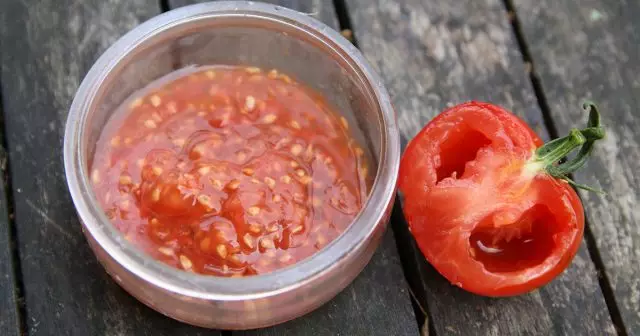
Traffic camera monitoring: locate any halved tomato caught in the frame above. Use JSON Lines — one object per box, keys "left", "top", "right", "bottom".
{"left": 399, "top": 101, "right": 604, "bottom": 296}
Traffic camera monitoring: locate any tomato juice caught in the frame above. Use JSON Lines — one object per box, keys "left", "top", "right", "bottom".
{"left": 90, "top": 66, "right": 370, "bottom": 277}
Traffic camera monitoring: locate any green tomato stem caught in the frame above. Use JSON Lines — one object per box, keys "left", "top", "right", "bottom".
{"left": 531, "top": 102, "right": 605, "bottom": 192}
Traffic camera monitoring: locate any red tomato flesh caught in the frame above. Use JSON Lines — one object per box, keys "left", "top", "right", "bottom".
{"left": 399, "top": 102, "right": 584, "bottom": 296}
{"left": 90, "top": 66, "right": 370, "bottom": 277}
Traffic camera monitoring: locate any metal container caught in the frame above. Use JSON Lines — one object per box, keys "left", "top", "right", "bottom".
{"left": 64, "top": 1, "right": 399, "bottom": 329}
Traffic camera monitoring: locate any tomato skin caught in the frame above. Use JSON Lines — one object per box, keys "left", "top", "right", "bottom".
{"left": 399, "top": 102, "right": 584, "bottom": 297}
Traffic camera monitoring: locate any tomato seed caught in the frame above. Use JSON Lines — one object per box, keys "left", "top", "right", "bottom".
{"left": 279, "top": 254, "right": 292, "bottom": 263}
{"left": 227, "top": 179, "right": 240, "bottom": 190}
{"left": 242, "top": 167, "right": 254, "bottom": 176}
{"left": 340, "top": 116, "right": 349, "bottom": 130}
{"left": 179, "top": 255, "right": 193, "bottom": 269}
{"left": 247, "top": 206, "right": 260, "bottom": 216}
{"left": 158, "top": 247, "right": 174, "bottom": 256}
{"left": 144, "top": 119, "right": 158, "bottom": 129}
{"left": 260, "top": 238, "right": 275, "bottom": 249}
{"left": 243, "top": 234, "right": 254, "bottom": 249}
{"left": 151, "top": 188, "right": 161, "bottom": 202}
{"left": 280, "top": 175, "right": 292, "bottom": 184}
{"left": 263, "top": 114, "right": 277, "bottom": 124}
{"left": 91, "top": 169, "right": 100, "bottom": 184}
{"left": 264, "top": 177, "right": 276, "bottom": 189}
{"left": 150, "top": 95, "right": 162, "bottom": 107}
{"left": 248, "top": 224, "right": 261, "bottom": 234}
{"left": 216, "top": 244, "right": 228, "bottom": 259}
{"left": 110, "top": 136, "right": 121, "bottom": 147}
{"left": 198, "top": 166, "right": 211, "bottom": 175}
{"left": 290, "top": 120, "right": 301, "bottom": 130}
{"left": 290, "top": 144, "right": 303, "bottom": 156}
{"left": 119, "top": 175, "right": 132, "bottom": 185}
{"left": 245, "top": 96, "right": 256, "bottom": 111}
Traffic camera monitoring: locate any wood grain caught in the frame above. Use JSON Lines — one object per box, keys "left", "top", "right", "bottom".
{"left": 513, "top": 0, "right": 640, "bottom": 334}
{"left": 170, "top": 0, "right": 339, "bottom": 29}
{"left": 0, "top": 1, "right": 216, "bottom": 335}
{"left": 346, "top": 0, "right": 616, "bottom": 334}
{"left": 0, "top": 124, "right": 19, "bottom": 335}
{"left": 167, "top": 1, "right": 419, "bottom": 335}
{"left": 238, "top": 232, "right": 418, "bottom": 336}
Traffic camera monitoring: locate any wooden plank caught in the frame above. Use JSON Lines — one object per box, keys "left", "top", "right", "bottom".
{"left": 512, "top": 0, "right": 640, "bottom": 334}
{"left": 346, "top": 0, "right": 616, "bottom": 334}
{"left": 0, "top": 1, "right": 217, "bottom": 335}
{"left": 166, "top": 1, "right": 419, "bottom": 335}
{"left": 239, "top": 232, "right": 418, "bottom": 336}
{"left": 170, "top": 0, "right": 339, "bottom": 29}
{"left": 0, "top": 114, "right": 20, "bottom": 335}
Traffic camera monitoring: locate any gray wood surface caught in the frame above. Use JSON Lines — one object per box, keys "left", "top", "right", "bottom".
{"left": 513, "top": 0, "right": 640, "bottom": 334}
{"left": 0, "top": 1, "right": 216, "bottom": 335}
{"left": 346, "top": 0, "right": 616, "bottom": 334}
{"left": 239, "top": 232, "right": 418, "bottom": 336}
{"left": 0, "top": 126, "right": 19, "bottom": 335}
{"left": 171, "top": 0, "right": 339, "bottom": 29}
{"left": 169, "top": 1, "right": 419, "bottom": 335}
{"left": 0, "top": 0, "right": 634, "bottom": 334}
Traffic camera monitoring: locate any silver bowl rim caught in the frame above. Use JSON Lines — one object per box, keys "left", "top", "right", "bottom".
{"left": 63, "top": 1, "right": 400, "bottom": 301}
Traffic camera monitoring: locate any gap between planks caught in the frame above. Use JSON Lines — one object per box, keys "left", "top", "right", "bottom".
{"left": 501, "top": 0, "right": 627, "bottom": 334}
{"left": 160, "top": 0, "right": 170, "bottom": 13}
{"left": 0, "top": 69, "right": 27, "bottom": 335}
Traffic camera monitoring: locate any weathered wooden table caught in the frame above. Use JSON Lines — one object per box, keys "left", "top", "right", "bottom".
{"left": 0, "top": 0, "right": 637, "bottom": 335}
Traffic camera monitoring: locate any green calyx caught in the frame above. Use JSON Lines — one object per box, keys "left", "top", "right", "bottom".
{"left": 531, "top": 102, "right": 605, "bottom": 193}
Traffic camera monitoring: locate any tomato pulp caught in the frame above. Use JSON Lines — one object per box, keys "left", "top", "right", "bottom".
{"left": 399, "top": 101, "right": 604, "bottom": 296}
{"left": 91, "top": 66, "right": 370, "bottom": 276}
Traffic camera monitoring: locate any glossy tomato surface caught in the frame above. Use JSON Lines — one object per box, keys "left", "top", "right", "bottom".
{"left": 399, "top": 102, "right": 584, "bottom": 296}
{"left": 90, "top": 66, "right": 370, "bottom": 277}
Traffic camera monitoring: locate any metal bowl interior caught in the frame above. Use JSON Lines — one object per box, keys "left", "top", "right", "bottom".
{"left": 64, "top": 1, "right": 399, "bottom": 329}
